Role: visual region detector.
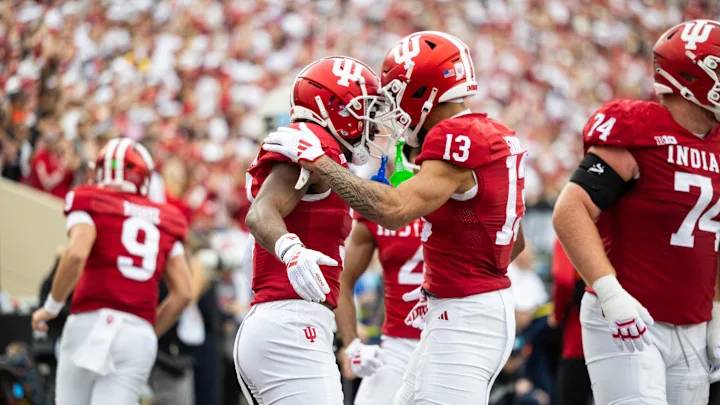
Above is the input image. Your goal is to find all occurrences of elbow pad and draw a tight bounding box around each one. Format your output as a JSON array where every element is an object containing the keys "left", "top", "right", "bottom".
[{"left": 569, "top": 153, "right": 635, "bottom": 210}]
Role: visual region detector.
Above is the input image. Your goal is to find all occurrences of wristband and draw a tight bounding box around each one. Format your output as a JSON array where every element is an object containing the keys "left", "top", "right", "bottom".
[
  {"left": 274, "top": 233, "right": 303, "bottom": 263},
  {"left": 43, "top": 295, "right": 64, "bottom": 317},
  {"left": 592, "top": 274, "right": 623, "bottom": 302}
]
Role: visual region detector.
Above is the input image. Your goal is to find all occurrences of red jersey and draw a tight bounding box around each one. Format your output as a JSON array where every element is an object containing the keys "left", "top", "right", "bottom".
[
  {"left": 415, "top": 113, "right": 526, "bottom": 298},
  {"left": 247, "top": 122, "right": 351, "bottom": 308},
  {"left": 64, "top": 184, "right": 188, "bottom": 324},
  {"left": 584, "top": 99, "right": 720, "bottom": 324},
  {"left": 356, "top": 215, "right": 423, "bottom": 339}
]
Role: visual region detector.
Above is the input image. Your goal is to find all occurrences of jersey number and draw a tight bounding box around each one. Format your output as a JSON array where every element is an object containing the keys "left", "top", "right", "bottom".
[
  {"left": 398, "top": 246, "right": 424, "bottom": 285},
  {"left": 588, "top": 113, "right": 616, "bottom": 142},
  {"left": 443, "top": 134, "right": 471, "bottom": 162},
  {"left": 117, "top": 217, "right": 160, "bottom": 281},
  {"left": 671, "top": 172, "right": 720, "bottom": 248},
  {"left": 496, "top": 154, "right": 526, "bottom": 245}
]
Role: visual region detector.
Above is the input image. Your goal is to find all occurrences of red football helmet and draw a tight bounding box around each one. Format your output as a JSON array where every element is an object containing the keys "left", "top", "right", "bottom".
[
  {"left": 290, "top": 56, "right": 385, "bottom": 165},
  {"left": 378, "top": 31, "right": 478, "bottom": 147},
  {"left": 654, "top": 19, "right": 720, "bottom": 121},
  {"left": 95, "top": 138, "right": 154, "bottom": 195}
]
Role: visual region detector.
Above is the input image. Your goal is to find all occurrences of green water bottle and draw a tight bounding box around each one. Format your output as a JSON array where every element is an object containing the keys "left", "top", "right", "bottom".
[{"left": 390, "top": 138, "right": 414, "bottom": 187}]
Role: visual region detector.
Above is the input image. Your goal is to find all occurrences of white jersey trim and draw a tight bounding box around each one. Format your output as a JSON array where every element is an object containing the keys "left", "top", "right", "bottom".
[
  {"left": 170, "top": 241, "right": 185, "bottom": 258},
  {"left": 301, "top": 189, "right": 332, "bottom": 202},
  {"left": 66, "top": 211, "right": 95, "bottom": 231},
  {"left": 451, "top": 171, "right": 478, "bottom": 201}
]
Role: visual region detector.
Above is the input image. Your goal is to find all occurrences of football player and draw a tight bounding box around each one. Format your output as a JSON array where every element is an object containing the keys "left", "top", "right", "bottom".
[
  {"left": 234, "top": 56, "right": 383, "bottom": 404},
  {"left": 31, "top": 138, "right": 192, "bottom": 405},
  {"left": 336, "top": 146, "right": 423, "bottom": 405},
  {"left": 553, "top": 19, "right": 720, "bottom": 404},
  {"left": 261, "top": 31, "right": 526, "bottom": 404}
]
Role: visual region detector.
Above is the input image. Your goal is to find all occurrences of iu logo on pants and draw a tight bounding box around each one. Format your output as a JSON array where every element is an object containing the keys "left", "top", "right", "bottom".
[{"left": 304, "top": 326, "right": 317, "bottom": 343}]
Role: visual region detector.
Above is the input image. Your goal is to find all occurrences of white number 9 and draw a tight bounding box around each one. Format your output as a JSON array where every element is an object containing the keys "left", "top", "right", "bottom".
[{"left": 117, "top": 217, "right": 160, "bottom": 281}]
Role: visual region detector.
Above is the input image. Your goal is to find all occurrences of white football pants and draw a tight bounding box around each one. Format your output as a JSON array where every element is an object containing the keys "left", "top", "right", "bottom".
[
  {"left": 581, "top": 293, "right": 710, "bottom": 405},
  {"left": 234, "top": 299, "right": 343, "bottom": 405},
  {"left": 56, "top": 309, "right": 157, "bottom": 405},
  {"left": 354, "top": 336, "right": 418, "bottom": 405},
  {"left": 394, "top": 288, "right": 515, "bottom": 405}
]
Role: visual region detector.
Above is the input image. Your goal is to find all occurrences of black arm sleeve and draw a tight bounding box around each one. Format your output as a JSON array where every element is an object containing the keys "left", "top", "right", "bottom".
[{"left": 569, "top": 153, "right": 635, "bottom": 210}]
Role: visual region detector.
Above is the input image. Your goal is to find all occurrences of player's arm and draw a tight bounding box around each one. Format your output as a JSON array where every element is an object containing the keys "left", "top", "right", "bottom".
[
  {"left": 553, "top": 146, "right": 654, "bottom": 351},
  {"left": 246, "top": 163, "right": 306, "bottom": 251},
  {"left": 335, "top": 221, "right": 376, "bottom": 348},
  {"left": 31, "top": 222, "right": 96, "bottom": 332},
  {"left": 155, "top": 248, "right": 192, "bottom": 336},
  {"left": 306, "top": 157, "right": 466, "bottom": 230},
  {"left": 552, "top": 146, "right": 637, "bottom": 284},
  {"left": 511, "top": 224, "right": 525, "bottom": 261},
  {"left": 246, "top": 163, "right": 337, "bottom": 302},
  {"left": 709, "top": 257, "right": 720, "bottom": 366}
]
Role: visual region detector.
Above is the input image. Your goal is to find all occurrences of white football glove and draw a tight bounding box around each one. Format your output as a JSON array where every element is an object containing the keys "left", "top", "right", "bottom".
[
  {"left": 275, "top": 233, "right": 336, "bottom": 303},
  {"left": 402, "top": 287, "right": 428, "bottom": 330},
  {"left": 707, "top": 302, "right": 720, "bottom": 372},
  {"left": 593, "top": 275, "right": 654, "bottom": 352},
  {"left": 344, "top": 338, "right": 384, "bottom": 378},
  {"left": 262, "top": 125, "right": 326, "bottom": 164}
]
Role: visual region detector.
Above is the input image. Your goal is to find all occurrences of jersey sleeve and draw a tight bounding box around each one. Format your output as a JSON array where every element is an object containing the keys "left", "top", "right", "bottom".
[
  {"left": 582, "top": 100, "right": 656, "bottom": 150},
  {"left": 160, "top": 204, "right": 189, "bottom": 241},
  {"left": 64, "top": 185, "right": 94, "bottom": 216}
]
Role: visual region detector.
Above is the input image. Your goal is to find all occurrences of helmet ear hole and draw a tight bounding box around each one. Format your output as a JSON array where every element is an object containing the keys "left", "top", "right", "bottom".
[
  {"left": 681, "top": 72, "right": 697, "bottom": 82},
  {"left": 411, "top": 86, "right": 427, "bottom": 99}
]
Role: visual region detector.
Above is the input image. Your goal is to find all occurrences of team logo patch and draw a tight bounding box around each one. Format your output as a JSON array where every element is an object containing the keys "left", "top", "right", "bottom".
[{"left": 303, "top": 326, "right": 317, "bottom": 343}]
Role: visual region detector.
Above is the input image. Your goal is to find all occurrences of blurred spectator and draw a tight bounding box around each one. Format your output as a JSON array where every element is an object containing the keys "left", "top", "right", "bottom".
[{"left": 1, "top": 1, "right": 719, "bottom": 404}]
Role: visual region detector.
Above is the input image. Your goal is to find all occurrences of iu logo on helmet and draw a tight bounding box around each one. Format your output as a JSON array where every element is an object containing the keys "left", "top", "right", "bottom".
[
  {"left": 332, "top": 58, "right": 364, "bottom": 87},
  {"left": 681, "top": 20, "right": 714, "bottom": 50},
  {"left": 303, "top": 326, "right": 317, "bottom": 343},
  {"left": 393, "top": 35, "right": 421, "bottom": 70}
]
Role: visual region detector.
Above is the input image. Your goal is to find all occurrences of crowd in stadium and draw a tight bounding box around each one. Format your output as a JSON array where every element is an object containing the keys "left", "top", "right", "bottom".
[{"left": 1, "top": 0, "right": 719, "bottom": 404}]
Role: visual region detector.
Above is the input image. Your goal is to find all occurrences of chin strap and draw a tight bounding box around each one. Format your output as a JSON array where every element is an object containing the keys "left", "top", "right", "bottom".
[{"left": 405, "top": 87, "right": 438, "bottom": 147}]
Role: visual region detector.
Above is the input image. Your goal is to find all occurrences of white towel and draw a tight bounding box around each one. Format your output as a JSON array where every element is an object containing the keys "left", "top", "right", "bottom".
[{"left": 72, "top": 309, "right": 123, "bottom": 375}]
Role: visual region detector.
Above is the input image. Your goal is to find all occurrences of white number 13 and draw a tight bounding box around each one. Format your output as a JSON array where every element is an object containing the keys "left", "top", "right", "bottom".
[{"left": 443, "top": 134, "right": 471, "bottom": 162}]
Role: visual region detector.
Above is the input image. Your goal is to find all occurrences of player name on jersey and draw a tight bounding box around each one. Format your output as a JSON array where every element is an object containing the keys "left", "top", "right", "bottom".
[
  {"left": 375, "top": 221, "right": 422, "bottom": 238},
  {"left": 666, "top": 143, "right": 720, "bottom": 174},
  {"left": 123, "top": 201, "right": 161, "bottom": 224}
]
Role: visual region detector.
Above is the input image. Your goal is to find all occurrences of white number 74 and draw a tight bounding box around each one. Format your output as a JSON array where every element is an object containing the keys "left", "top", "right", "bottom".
[{"left": 671, "top": 172, "right": 720, "bottom": 248}]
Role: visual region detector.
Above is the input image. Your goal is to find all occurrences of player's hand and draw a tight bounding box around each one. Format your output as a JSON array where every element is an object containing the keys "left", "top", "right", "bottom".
[
  {"left": 402, "top": 287, "right": 428, "bottom": 330},
  {"left": 344, "top": 338, "right": 384, "bottom": 378},
  {"left": 276, "top": 233, "right": 335, "bottom": 302},
  {"left": 262, "top": 126, "right": 326, "bottom": 164},
  {"left": 593, "top": 275, "right": 654, "bottom": 352},
  {"left": 31, "top": 308, "right": 57, "bottom": 333},
  {"left": 707, "top": 302, "right": 720, "bottom": 369}
]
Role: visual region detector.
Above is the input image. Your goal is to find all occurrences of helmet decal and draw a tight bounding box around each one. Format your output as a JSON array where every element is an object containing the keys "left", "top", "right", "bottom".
[{"left": 681, "top": 20, "right": 714, "bottom": 50}]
